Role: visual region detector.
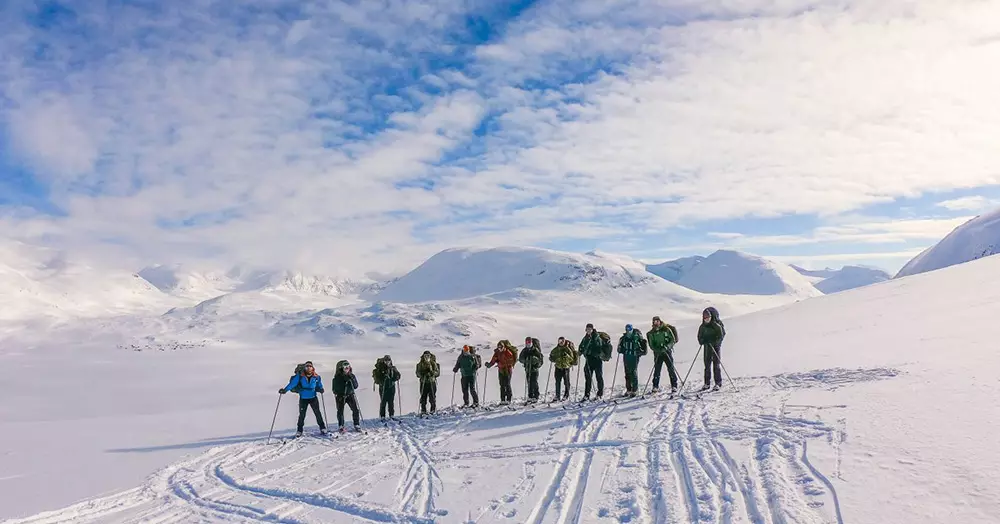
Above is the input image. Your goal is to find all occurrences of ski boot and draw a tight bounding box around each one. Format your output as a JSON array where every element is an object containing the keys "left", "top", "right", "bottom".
[
  {"left": 295, "top": 430, "right": 303, "bottom": 438},
  {"left": 320, "top": 428, "right": 329, "bottom": 435}
]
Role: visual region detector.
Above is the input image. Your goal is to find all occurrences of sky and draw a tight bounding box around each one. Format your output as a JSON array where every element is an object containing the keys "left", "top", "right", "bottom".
[{"left": 1, "top": 0, "right": 999, "bottom": 277}]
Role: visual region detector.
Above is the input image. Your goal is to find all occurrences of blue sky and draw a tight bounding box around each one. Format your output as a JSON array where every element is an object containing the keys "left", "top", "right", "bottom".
[{"left": 2, "top": 0, "right": 999, "bottom": 275}]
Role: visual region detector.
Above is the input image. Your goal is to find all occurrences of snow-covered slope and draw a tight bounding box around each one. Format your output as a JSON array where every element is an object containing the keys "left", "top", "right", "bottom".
[
  {"left": 374, "top": 246, "right": 660, "bottom": 302},
  {"left": 5, "top": 245, "right": 1000, "bottom": 522},
  {"left": 645, "top": 255, "right": 705, "bottom": 282},
  {"left": 896, "top": 208, "right": 1000, "bottom": 278},
  {"left": 792, "top": 264, "right": 891, "bottom": 293},
  {"left": 0, "top": 240, "right": 172, "bottom": 321},
  {"left": 669, "top": 249, "right": 823, "bottom": 298}
]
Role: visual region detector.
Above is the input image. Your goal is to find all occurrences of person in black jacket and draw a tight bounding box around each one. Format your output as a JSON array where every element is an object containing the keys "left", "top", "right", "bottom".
[
  {"left": 697, "top": 307, "right": 726, "bottom": 390},
  {"left": 332, "top": 359, "right": 362, "bottom": 432}
]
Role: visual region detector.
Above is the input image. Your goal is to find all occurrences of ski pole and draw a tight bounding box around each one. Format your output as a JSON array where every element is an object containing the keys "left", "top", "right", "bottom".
[
  {"left": 451, "top": 372, "right": 457, "bottom": 408},
  {"left": 677, "top": 345, "right": 704, "bottom": 394},
  {"left": 483, "top": 366, "right": 489, "bottom": 404},
  {"left": 543, "top": 362, "right": 552, "bottom": 402},
  {"left": 640, "top": 362, "right": 655, "bottom": 397},
  {"left": 575, "top": 359, "right": 582, "bottom": 400},
  {"left": 320, "top": 391, "right": 329, "bottom": 428},
  {"left": 397, "top": 378, "right": 403, "bottom": 416},
  {"left": 266, "top": 393, "right": 282, "bottom": 445},
  {"left": 707, "top": 344, "right": 739, "bottom": 392},
  {"left": 610, "top": 352, "right": 621, "bottom": 398}
]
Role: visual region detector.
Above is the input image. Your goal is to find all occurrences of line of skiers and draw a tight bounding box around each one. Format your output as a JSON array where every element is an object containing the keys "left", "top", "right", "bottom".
[{"left": 277, "top": 307, "right": 726, "bottom": 433}]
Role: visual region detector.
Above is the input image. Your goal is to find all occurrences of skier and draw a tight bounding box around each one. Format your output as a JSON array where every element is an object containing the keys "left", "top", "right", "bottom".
[
  {"left": 697, "top": 307, "right": 726, "bottom": 390},
  {"left": 278, "top": 361, "right": 328, "bottom": 436},
  {"left": 373, "top": 355, "right": 401, "bottom": 421},
  {"left": 549, "top": 337, "right": 578, "bottom": 401},
  {"left": 453, "top": 345, "right": 481, "bottom": 408},
  {"left": 332, "top": 360, "right": 362, "bottom": 432},
  {"left": 518, "top": 337, "right": 544, "bottom": 402},
  {"left": 646, "top": 316, "right": 679, "bottom": 394},
  {"left": 618, "top": 324, "right": 648, "bottom": 397},
  {"left": 486, "top": 340, "right": 517, "bottom": 403},
  {"left": 416, "top": 350, "right": 440, "bottom": 415},
  {"left": 579, "top": 323, "right": 611, "bottom": 400}
]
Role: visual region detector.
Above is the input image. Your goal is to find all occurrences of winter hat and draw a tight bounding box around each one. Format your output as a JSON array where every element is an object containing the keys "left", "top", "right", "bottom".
[
  {"left": 586, "top": 323, "right": 594, "bottom": 329},
  {"left": 625, "top": 324, "right": 633, "bottom": 331},
  {"left": 652, "top": 316, "right": 661, "bottom": 322},
  {"left": 463, "top": 345, "right": 471, "bottom": 352}
]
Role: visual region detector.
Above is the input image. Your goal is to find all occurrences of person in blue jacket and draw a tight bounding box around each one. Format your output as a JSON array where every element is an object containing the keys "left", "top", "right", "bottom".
[{"left": 279, "top": 361, "right": 328, "bottom": 436}]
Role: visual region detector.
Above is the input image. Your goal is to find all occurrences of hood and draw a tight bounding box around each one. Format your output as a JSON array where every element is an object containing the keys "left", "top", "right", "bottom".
[{"left": 703, "top": 306, "right": 720, "bottom": 323}]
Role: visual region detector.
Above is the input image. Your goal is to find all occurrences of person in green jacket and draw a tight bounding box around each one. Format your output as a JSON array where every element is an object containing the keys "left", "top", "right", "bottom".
[
  {"left": 697, "top": 307, "right": 726, "bottom": 391},
  {"left": 578, "top": 323, "right": 606, "bottom": 400},
  {"left": 646, "top": 316, "right": 678, "bottom": 394},
  {"left": 617, "top": 324, "right": 647, "bottom": 397},
  {"left": 453, "top": 345, "right": 481, "bottom": 407},
  {"left": 416, "top": 351, "right": 440, "bottom": 414},
  {"left": 519, "top": 337, "right": 544, "bottom": 402},
  {"left": 548, "top": 337, "right": 578, "bottom": 400}
]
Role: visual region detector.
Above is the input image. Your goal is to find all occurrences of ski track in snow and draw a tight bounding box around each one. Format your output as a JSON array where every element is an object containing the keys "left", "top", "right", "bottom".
[{"left": 5, "top": 367, "right": 897, "bottom": 523}]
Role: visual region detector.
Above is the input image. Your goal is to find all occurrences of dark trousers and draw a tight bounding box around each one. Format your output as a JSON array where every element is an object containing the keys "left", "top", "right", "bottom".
[
  {"left": 379, "top": 386, "right": 396, "bottom": 418},
  {"left": 420, "top": 381, "right": 437, "bottom": 413},
  {"left": 336, "top": 395, "right": 360, "bottom": 427},
  {"left": 704, "top": 345, "right": 722, "bottom": 386},
  {"left": 583, "top": 355, "right": 604, "bottom": 398},
  {"left": 653, "top": 351, "right": 678, "bottom": 389},
  {"left": 498, "top": 371, "right": 513, "bottom": 402},
  {"left": 297, "top": 397, "right": 326, "bottom": 431},
  {"left": 624, "top": 360, "right": 639, "bottom": 393},
  {"left": 460, "top": 375, "right": 480, "bottom": 406},
  {"left": 525, "top": 370, "right": 540, "bottom": 399},
  {"left": 554, "top": 368, "right": 571, "bottom": 399}
]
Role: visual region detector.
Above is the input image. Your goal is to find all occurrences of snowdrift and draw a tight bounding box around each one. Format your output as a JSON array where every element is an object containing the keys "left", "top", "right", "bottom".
[
  {"left": 375, "top": 246, "right": 660, "bottom": 302},
  {"left": 896, "top": 208, "right": 1000, "bottom": 278}
]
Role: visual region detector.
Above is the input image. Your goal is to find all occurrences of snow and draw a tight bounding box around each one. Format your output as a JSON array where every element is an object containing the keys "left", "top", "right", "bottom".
[
  {"left": 669, "top": 250, "right": 823, "bottom": 299},
  {"left": 375, "top": 246, "right": 661, "bottom": 303},
  {"left": 895, "top": 207, "right": 1000, "bottom": 278},
  {"left": 4, "top": 242, "right": 1000, "bottom": 522},
  {"left": 645, "top": 255, "right": 705, "bottom": 283},
  {"left": 791, "top": 265, "right": 891, "bottom": 294}
]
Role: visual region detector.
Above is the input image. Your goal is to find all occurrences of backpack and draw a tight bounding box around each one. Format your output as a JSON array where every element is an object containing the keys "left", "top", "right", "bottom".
[
  {"left": 290, "top": 363, "right": 306, "bottom": 392},
  {"left": 373, "top": 358, "right": 388, "bottom": 382},
  {"left": 498, "top": 340, "right": 518, "bottom": 361},
  {"left": 473, "top": 350, "right": 482, "bottom": 369},
  {"left": 598, "top": 331, "right": 613, "bottom": 361},
  {"left": 564, "top": 340, "right": 578, "bottom": 366},
  {"left": 665, "top": 323, "right": 679, "bottom": 344}
]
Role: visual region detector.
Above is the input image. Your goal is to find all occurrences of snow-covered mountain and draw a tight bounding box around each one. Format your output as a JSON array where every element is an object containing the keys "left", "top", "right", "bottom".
[
  {"left": 652, "top": 249, "right": 823, "bottom": 299},
  {"left": 896, "top": 208, "right": 1000, "bottom": 278},
  {"left": 791, "top": 264, "right": 891, "bottom": 293},
  {"left": 6, "top": 239, "right": 1000, "bottom": 522},
  {"left": 374, "top": 246, "right": 661, "bottom": 303},
  {"left": 645, "top": 254, "right": 705, "bottom": 283},
  {"left": 0, "top": 240, "right": 172, "bottom": 321}
]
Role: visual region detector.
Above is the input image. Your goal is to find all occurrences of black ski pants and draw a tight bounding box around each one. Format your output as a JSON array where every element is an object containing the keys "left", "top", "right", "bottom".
[
  {"left": 297, "top": 397, "right": 326, "bottom": 432},
  {"left": 460, "top": 375, "right": 480, "bottom": 406},
  {"left": 525, "top": 370, "right": 540, "bottom": 400},
  {"left": 554, "top": 368, "right": 571, "bottom": 399},
  {"left": 379, "top": 385, "right": 396, "bottom": 418},
  {"left": 498, "top": 370, "right": 513, "bottom": 402},
  {"left": 583, "top": 355, "right": 605, "bottom": 398},
  {"left": 336, "top": 394, "right": 360, "bottom": 427},
  {"left": 653, "top": 351, "right": 678, "bottom": 390},
  {"left": 420, "top": 380, "right": 437, "bottom": 413},
  {"left": 704, "top": 345, "right": 722, "bottom": 387}
]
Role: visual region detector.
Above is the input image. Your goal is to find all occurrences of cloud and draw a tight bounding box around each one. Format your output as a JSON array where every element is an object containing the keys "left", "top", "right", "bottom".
[
  {"left": 1, "top": 0, "right": 999, "bottom": 276},
  {"left": 936, "top": 196, "right": 997, "bottom": 212}
]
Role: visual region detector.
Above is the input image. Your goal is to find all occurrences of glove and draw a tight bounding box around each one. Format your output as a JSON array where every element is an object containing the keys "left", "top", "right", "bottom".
[
  {"left": 486, "top": 362, "right": 493, "bottom": 368},
  {"left": 278, "top": 388, "right": 286, "bottom": 394},
  {"left": 316, "top": 388, "right": 324, "bottom": 393},
  {"left": 453, "top": 368, "right": 459, "bottom": 373}
]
